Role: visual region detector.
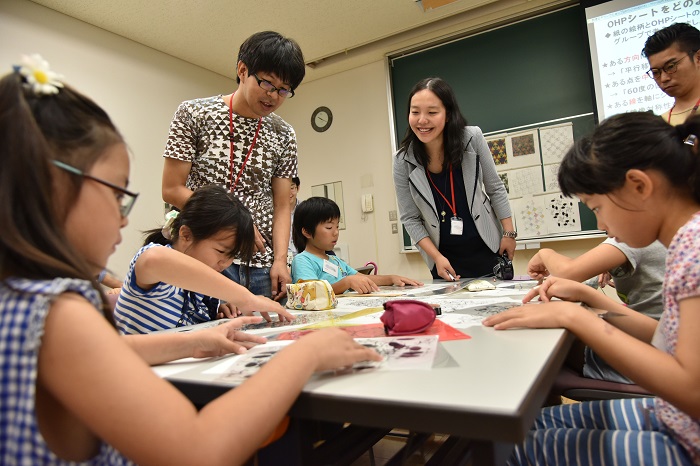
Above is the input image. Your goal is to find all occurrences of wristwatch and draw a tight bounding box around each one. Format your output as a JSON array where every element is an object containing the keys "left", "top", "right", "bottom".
[{"left": 502, "top": 230, "right": 518, "bottom": 239}]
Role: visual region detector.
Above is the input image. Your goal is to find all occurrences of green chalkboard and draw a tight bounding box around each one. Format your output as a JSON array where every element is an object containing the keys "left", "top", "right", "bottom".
[
  {"left": 390, "top": 6, "right": 595, "bottom": 136},
  {"left": 390, "top": 6, "right": 603, "bottom": 249}
]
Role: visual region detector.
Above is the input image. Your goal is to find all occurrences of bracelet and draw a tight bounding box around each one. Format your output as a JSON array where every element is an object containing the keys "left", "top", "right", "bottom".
[{"left": 502, "top": 230, "right": 518, "bottom": 239}]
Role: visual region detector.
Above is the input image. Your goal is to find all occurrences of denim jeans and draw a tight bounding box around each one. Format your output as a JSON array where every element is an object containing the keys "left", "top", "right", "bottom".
[{"left": 223, "top": 264, "right": 271, "bottom": 298}]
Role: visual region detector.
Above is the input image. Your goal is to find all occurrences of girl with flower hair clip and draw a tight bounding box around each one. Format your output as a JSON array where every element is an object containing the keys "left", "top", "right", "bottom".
[
  {"left": 0, "top": 54, "right": 381, "bottom": 465},
  {"left": 114, "top": 184, "right": 295, "bottom": 334},
  {"left": 484, "top": 112, "right": 700, "bottom": 465}
]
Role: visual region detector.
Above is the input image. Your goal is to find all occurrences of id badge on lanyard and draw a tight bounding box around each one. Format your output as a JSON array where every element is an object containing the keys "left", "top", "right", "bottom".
[{"left": 450, "top": 217, "right": 463, "bottom": 236}]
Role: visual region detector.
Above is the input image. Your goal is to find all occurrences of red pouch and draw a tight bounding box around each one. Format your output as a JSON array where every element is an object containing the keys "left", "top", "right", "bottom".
[{"left": 380, "top": 300, "right": 437, "bottom": 336}]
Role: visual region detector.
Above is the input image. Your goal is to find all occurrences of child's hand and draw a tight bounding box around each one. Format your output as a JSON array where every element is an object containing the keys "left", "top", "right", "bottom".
[
  {"left": 527, "top": 252, "right": 549, "bottom": 282},
  {"left": 239, "top": 295, "right": 295, "bottom": 323},
  {"left": 294, "top": 328, "right": 383, "bottom": 372},
  {"left": 598, "top": 271, "right": 615, "bottom": 289},
  {"left": 522, "top": 276, "right": 593, "bottom": 304},
  {"left": 217, "top": 302, "right": 241, "bottom": 319},
  {"left": 344, "top": 275, "right": 380, "bottom": 294},
  {"left": 190, "top": 317, "right": 267, "bottom": 358},
  {"left": 482, "top": 301, "right": 580, "bottom": 331},
  {"left": 388, "top": 275, "right": 422, "bottom": 287}
]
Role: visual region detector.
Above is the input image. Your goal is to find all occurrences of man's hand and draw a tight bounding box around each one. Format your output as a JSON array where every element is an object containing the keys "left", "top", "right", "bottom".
[{"left": 270, "top": 260, "right": 291, "bottom": 301}]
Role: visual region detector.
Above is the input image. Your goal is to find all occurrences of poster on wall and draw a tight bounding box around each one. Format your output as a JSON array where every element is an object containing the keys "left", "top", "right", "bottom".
[
  {"left": 511, "top": 192, "right": 582, "bottom": 238},
  {"left": 544, "top": 192, "right": 581, "bottom": 234},
  {"left": 505, "top": 130, "right": 540, "bottom": 170},
  {"left": 543, "top": 163, "right": 561, "bottom": 192},
  {"left": 539, "top": 123, "right": 574, "bottom": 165},
  {"left": 486, "top": 133, "right": 509, "bottom": 170},
  {"left": 502, "top": 166, "right": 545, "bottom": 198}
]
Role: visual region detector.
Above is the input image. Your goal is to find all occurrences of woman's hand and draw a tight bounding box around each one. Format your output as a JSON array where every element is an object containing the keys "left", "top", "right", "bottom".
[
  {"left": 435, "top": 255, "right": 459, "bottom": 281},
  {"left": 190, "top": 317, "right": 268, "bottom": 358},
  {"left": 295, "top": 328, "right": 383, "bottom": 372},
  {"left": 239, "top": 295, "right": 295, "bottom": 323},
  {"left": 482, "top": 301, "right": 579, "bottom": 331},
  {"left": 499, "top": 237, "right": 516, "bottom": 260},
  {"left": 521, "top": 276, "right": 594, "bottom": 305}
]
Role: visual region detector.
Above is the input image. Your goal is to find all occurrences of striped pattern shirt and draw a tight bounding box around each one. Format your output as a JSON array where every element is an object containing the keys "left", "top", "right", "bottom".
[{"left": 114, "top": 243, "right": 220, "bottom": 334}]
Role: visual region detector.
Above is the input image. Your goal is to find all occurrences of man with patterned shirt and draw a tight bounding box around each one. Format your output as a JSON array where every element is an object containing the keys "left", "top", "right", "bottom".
[{"left": 162, "top": 31, "right": 305, "bottom": 301}]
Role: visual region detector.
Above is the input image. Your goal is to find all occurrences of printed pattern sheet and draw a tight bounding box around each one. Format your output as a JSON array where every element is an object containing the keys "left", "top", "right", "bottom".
[
  {"left": 204, "top": 335, "right": 440, "bottom": 383},
  {"left": 504, "top": 166, "right": 544, "bottom": 198},
  {"left": 540, "top": 123, "right": 574, "bottom": 165},
  {"left": 543, "top": 163, "right": 561, "bottom": 193},
  {"left": 486, "top": 134, "right": 508, "bottom": 167},
  {"left": 505, "top": 130, "right": 540, "bottom": 170}
]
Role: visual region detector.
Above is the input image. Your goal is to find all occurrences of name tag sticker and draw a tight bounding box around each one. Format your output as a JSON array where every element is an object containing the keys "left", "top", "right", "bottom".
[{"left": 323, "top": 259, "right": 339, "bottom": 277}]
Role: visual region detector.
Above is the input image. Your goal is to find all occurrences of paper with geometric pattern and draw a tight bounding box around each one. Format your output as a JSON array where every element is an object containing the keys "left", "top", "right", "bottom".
[
  {"left": 511, "top": 196, "right": 547, "bottom": 238},
  {"left": 505, "top": 130, "right": 540, "bottom": 170},
  {"left": 540, "top": 123, "right": 574, "bottom": 165},
  {"left": 543, "top": 163, "right": 561, "bottom": 192},
  {"left": 544, "top": 192, "right": 580, "bottom": 233},
  {"left": 486, "top": 134, "right": 508, "bottom": 169},
  {"left": 498, "top": 173, "right": 509, "bottom": 195},
  {"left": 504, "top": 166, "right": 544, "bottom": 198}
]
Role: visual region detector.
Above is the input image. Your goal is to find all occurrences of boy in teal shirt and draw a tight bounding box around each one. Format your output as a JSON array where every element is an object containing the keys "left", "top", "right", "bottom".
[{"left": 291, "top": 197, "right": 421, "bottom": 294}]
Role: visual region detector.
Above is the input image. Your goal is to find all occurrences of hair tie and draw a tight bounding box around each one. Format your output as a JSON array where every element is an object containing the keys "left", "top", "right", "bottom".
[
  {"left": 162, "top": 210, "right": 179, "bottom": 240},
  {"left": 14, "top": 54, "right": 64, "bottom": 96}
]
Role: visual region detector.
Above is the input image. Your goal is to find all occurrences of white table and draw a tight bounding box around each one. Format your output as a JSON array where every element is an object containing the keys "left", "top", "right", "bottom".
[{"left": 155, "top": 281, "right": 571, "bottom": 465}]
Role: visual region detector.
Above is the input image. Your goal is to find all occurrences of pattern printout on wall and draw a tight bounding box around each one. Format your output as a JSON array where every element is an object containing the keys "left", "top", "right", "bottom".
[{"left": 540, "top": 123, "right": 575, "bottom": 165}]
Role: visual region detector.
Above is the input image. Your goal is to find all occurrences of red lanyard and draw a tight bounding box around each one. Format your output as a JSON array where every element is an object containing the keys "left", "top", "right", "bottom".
[
  {"left": 228, "top": 94, "right": 262, "bottom": 192},
  {"left": 668, "top": 97, "right": 700, "bottom": 123},
  {"left": 426, "top": 164, "right": 456, "bottom": 217}
]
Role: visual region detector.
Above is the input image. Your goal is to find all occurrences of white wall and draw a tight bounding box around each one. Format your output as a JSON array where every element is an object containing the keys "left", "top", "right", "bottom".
[
  {"left": 0, "top": 0, "right": 235, "bottom": 278},
  {"left": 2, "top": 0, "right": 606, "bottom": 283}
]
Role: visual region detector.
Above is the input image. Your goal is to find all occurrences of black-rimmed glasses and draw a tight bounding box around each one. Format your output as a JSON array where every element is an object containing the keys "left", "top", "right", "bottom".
[
  {"left": 646, "top": 55, "right": 690, "bottom": 80},
  {"left": 51, "top": 160, "right": 139, "bottom": 217},
  {"left": 252, "top": 73, "right": 294, "bottom": 98}
]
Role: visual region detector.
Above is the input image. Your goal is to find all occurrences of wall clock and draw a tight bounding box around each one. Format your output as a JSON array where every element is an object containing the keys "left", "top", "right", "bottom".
[{"left": 311, "top": 106, "right": 333, "bottom": 132}]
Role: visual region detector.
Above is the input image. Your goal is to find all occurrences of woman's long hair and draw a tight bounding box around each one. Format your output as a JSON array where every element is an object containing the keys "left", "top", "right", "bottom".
[{"left": 397, "top": 77, "right": 467, "bottom": 170}]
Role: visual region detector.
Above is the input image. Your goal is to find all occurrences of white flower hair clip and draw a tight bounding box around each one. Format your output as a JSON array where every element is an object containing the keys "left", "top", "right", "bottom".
[
  {"left": 162, "top": 210, "right": 179, "bottom": 240},
  {"left": 14, "top": 54, "right": 64, "bottom": 96}
]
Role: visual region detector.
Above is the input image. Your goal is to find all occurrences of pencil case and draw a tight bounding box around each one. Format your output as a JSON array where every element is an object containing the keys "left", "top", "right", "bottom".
[
  {"left": 380, "top": 300, "right": 436, "bottom": 336},
  {"left": 285, "top": 279, "right": 338, "bottom": 311}
]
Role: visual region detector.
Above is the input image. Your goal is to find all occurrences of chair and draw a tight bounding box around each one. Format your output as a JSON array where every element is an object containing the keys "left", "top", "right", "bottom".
[
  {"left": 550, "top": 366, "right": 652, "bottom": 403},
  {"left": 356, "top": 261, "right": 378, "bottom": 275}
]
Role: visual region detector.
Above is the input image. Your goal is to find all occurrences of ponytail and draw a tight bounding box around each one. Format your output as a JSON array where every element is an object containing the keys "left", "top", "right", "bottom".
[{"left": 143, "top": 185, "right": 255, "bottom": 262}]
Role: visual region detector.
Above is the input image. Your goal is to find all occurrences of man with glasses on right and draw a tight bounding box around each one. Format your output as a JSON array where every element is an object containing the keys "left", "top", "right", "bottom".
[{"left": 642, "top": 23, "right": 700, "bottom": 126}]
